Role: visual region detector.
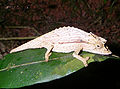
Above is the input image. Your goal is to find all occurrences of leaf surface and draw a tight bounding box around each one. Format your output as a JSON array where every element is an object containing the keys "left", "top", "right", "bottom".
[{"left": 0, "top": 48, "right": 118, "bottom": 88}]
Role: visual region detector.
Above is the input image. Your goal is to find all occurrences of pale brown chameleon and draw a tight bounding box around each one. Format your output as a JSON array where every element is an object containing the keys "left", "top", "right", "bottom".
[{"left": 10, "top": 26, "right": 112, "bottom": 67}]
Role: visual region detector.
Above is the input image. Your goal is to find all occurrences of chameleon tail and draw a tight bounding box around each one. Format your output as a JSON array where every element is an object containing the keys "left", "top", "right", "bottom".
[{"left": 10, "top": 37, "right": 43, "bottom": 53}]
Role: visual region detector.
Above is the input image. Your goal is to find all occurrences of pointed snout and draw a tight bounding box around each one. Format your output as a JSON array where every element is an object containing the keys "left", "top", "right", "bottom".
[{"left": 103, "top": 46, "right": 112, "bottom": 55}]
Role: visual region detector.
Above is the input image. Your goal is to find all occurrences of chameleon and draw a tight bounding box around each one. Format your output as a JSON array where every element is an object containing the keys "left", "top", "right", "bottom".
[{"left": 10, "top": 26, "right": 112, "bottom": 67}]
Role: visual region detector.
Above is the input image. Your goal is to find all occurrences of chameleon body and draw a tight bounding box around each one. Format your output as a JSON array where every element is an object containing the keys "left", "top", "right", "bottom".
[{"left": 10, "top": 26, "right": 112, "bottom": 67}]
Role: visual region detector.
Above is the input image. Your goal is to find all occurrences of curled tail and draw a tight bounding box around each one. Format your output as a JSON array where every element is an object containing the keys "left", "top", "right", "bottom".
[{"left": 10, "top": 37, "right": 43, "bottom": 53}]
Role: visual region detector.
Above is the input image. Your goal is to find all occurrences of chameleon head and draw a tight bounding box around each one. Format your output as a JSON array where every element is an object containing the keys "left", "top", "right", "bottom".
[
  {"left": 84, "top": 42, "right": 112, "bottom": 55},
  {"left": 83, "top": 33, "right": 112, "bottom": 55}
]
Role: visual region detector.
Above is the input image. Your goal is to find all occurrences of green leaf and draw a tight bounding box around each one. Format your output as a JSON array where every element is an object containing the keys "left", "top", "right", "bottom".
[{"left": 0, "top": 48, "right": 118, "bottom": 88}]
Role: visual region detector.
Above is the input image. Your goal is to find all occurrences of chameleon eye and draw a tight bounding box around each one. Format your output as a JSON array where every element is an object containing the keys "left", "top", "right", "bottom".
[{"left": 96, "top": 45, "right": 100, "bottom": 48}]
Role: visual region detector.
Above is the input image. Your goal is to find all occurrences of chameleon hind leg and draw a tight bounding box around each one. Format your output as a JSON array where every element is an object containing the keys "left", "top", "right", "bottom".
[
  {"left": 72, "top": 47, "right": 89, "bottom": 67},
  {"left": 45, "top": 45, "right": 54, "bottom": 62}
]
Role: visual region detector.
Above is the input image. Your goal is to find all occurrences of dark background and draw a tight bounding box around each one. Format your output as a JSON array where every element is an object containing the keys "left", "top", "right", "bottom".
[{"left": 0, "top": 0, "right": 120, "bottom": 89}]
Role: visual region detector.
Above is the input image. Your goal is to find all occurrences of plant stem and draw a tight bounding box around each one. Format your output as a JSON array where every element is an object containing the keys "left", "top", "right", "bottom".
[
  {"left": 5, "top": 26, "right": 40, "bottom": 35},
  {"left": 0, "top": 26, "right": 40, "bottom": 41},
  {"left": 0, "top": 59, "right": 57, "bottom": 72},
  {"left": 0, "top": 37, "right": 37, "bottom": 41}
]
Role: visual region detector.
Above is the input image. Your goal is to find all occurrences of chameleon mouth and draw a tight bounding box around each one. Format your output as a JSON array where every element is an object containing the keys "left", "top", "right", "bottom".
[
  {"left": 97, "top": 51, "right": 112, "bottom": 55},
  {"left": 100, "top": 52, "right": 112, "bottom": 55},
  {"left": 85, "top": 49, "right": 112, "bottom": 55}
]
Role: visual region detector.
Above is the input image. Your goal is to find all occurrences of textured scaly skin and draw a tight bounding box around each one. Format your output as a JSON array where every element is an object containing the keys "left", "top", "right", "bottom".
[{"left": 10, "top": 26, "right": 112, "bottom": 67}]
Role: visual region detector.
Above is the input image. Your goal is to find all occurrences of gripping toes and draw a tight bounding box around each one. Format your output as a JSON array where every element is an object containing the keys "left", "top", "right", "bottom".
[
  {"left": 82, "top": 57, "right": 90, "bottom": 67},
  {"left": 72, "top": 52, "right": 90, "bottom": 67}
]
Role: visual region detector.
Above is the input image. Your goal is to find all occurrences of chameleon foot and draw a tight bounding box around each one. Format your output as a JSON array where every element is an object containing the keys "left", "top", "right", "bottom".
[
  {"left": 72, "top": 52, "right": 90, "bottom": 67},
  {"left": 82, "top": 57, "right": 89, "bottom": 67},
  {"left": 45, "top": 45, "right": 54, "bottom": 62}
]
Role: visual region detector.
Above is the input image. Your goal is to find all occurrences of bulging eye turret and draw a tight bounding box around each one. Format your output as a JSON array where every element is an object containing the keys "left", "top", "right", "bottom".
[
  {"left": 97, "top": 45, "right": 100, "bottom": 48},
  {"left": 96, "top": 44, "right": 102, "bottom": 48}
]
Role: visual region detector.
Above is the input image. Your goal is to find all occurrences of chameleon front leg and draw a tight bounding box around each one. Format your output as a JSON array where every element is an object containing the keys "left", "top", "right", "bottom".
[
  {"left": 45, "top": 45, "right": 54, "bottom": 62},
  {"left": 72, "top": 47, "right": 89, "bottom": 67}
]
